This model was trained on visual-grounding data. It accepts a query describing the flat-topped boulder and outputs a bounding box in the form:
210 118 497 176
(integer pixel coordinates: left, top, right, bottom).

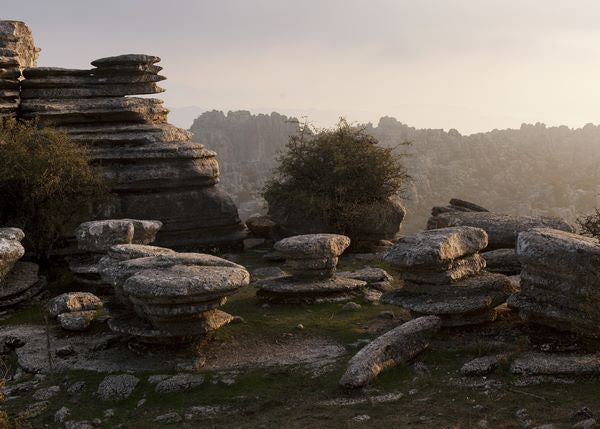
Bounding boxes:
427 211 574 250
508 228 600 338
399 254 486 284
76 219 162 253
0 227 25 242
384 227 488 268
48 292 103 317
383 272 516 326
0 236 25 281
274 234 351 259
91 54 160 67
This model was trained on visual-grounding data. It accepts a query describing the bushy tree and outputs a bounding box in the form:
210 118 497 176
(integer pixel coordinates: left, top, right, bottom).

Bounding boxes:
0 118 109 259
577 209 600 239
263 119 410 242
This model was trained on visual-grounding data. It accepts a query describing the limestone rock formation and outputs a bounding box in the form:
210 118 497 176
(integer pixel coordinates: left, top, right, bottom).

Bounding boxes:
48 292 103 331
0 227 46 309
19 53 246 250
508 228 600 339
99 250 250 344
481 248 521 275
69 219 166 288
255 234 366 304
383 227 517 326
339 316 441 388
427 210 574 250
0 21 38 116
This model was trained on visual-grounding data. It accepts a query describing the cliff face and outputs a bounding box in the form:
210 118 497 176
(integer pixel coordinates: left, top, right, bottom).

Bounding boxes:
189 110 300 217
189 113 599 232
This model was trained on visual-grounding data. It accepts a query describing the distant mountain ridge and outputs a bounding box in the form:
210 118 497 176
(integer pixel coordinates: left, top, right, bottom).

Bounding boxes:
190 110 600 231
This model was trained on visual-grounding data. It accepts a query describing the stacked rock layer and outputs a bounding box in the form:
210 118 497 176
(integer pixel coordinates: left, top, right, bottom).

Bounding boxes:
383 227 517 326
427 200 575 275
0 21 38 116
99 251 249 344
19 54 246 250
508 228 600 340
69 219 165 289
0 228 46 309
255 234 366 304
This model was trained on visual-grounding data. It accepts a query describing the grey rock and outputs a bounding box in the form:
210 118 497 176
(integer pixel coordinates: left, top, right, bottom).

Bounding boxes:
91 54 160 67
274 234 351 259
0 236 25 281
461 355 506 376
58 310 97 331
384 227 488 268
48 292 102 317
427 212 573 249
96 374 139 401
0 227 24 241
154 412 183 423
339 316 441 388
67 381 86 394
336 267 393 285
510 353 600 376
55 406 70 423
246 214 276 238
154 373 204 393
341 302 362 312
0 261 45 308
64 421 94 429
32 385 60 401
399 254 486 284
572 419 596 429
481 248 521 275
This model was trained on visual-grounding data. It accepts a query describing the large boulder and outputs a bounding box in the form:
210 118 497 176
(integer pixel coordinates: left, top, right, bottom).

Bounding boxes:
339 316 441 388
427 212 574 250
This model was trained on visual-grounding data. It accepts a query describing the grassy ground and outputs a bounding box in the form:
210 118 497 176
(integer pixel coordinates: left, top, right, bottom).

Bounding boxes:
1 251 599 428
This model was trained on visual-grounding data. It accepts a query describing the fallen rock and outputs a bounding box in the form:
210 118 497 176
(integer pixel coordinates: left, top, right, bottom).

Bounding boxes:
154 412 182 423
339 316 441 388
461 355 506 376
32 385 60 401
96 374 139 401
510 353 600 376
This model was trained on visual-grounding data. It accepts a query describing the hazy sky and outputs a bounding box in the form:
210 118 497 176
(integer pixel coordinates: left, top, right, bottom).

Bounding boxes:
4 0 600 133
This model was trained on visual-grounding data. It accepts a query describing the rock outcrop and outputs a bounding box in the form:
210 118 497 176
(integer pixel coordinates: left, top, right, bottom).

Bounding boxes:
339 316 441 388
255 234 366 304
508 228 600 339
69 219 168 288
0 21 38 116
383 227 517 326
18 52 246 250
0 227 46 309
99 250 250 344
427 209 574 250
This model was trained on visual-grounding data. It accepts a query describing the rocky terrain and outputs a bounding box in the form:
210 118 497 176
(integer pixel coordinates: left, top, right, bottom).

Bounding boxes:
190 113 600 231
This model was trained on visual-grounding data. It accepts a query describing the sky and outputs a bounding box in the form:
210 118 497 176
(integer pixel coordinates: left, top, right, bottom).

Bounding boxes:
4 0 600 133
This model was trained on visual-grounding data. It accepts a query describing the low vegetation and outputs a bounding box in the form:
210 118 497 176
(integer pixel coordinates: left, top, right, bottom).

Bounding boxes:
263 119 410 243
0 118 109 259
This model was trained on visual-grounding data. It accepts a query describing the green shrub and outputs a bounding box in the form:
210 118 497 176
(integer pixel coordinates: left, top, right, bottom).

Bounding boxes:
263 119 410 241
0 118 109 259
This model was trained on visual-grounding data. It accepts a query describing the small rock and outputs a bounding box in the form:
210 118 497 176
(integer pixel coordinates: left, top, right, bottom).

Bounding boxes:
341 302 362 312
47 292 103 317
97 374 139 401
352 414 371 422
104 409 115 418
296 323 304 330
137 399 147 407
64 421 94 429
56 345 76 357
231 316 246 324
409 389 418 395
21 401 48 418
378 310 395 319
32 385 60 401
154 412 182 423
155 374 204 393
573 419 597 429
58 310 97 331
67 381 86 394
147 374 170 384
461 355 505 376
92 418 102 425
55 406 70 424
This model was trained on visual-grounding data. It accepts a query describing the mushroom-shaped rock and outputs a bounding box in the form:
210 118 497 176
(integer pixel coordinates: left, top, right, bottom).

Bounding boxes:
75 219 163 252
0 236 25 281
274 234 351 259
384 227 488 269
339 316 441 389
91 54 161 67
0 227 25 242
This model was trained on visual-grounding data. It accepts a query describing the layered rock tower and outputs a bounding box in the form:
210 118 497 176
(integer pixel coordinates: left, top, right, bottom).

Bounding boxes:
0 21 38 116
18 53 246 250
383 227 517 326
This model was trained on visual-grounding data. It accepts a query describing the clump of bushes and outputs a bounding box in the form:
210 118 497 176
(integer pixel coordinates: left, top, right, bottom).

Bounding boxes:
263 119 410 242
577 209 600 239
0 118 108 259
